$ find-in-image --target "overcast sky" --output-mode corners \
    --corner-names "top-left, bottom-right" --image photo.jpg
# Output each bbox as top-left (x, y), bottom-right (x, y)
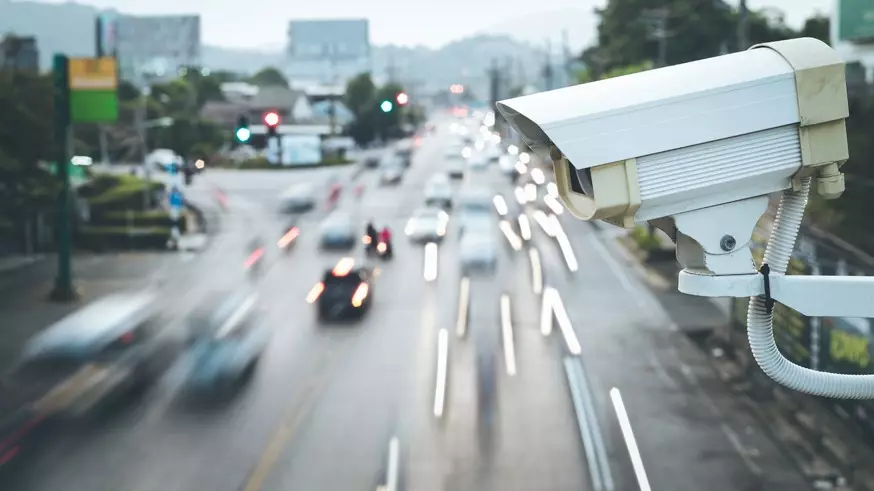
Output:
top-left (42, 0), bottom-right (831, 49)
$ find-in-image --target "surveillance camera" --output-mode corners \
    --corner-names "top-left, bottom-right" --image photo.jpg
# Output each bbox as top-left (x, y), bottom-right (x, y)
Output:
top-left (502, 38), bottom-right (874, 401)
top-left (496, 37), bottom-right (849, 233)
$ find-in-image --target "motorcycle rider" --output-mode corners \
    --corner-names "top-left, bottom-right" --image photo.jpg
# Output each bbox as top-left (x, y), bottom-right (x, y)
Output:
top-left (365, 221), bottom-right (378, 251)
top-left (379, 226), bottom-right (393, 257)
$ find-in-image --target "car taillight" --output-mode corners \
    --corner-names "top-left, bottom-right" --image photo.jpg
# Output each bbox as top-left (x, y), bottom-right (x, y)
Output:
top-left (306, 282), bottom-right (325, 303)
top-left (244, 248), bottom-right (265, 269)
top-left (278, 227), bottom-right (300, 248)
top-left (351, 283), bottom-right (369, 307)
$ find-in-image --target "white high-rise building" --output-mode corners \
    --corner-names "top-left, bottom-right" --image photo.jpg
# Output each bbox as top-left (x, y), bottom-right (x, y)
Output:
top-left (113, 14), bottom-right (201, 83)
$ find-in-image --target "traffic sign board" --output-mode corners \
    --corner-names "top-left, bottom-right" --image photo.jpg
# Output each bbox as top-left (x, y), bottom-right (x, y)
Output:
top-left (67, 57), bottom-right (118, 123)
top-left (68, 57), bottom-right (117, 90)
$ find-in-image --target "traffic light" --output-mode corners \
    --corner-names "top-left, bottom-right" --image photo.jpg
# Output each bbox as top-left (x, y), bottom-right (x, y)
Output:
top-left (396, 92), bottom-right (408, 105)
top-left (235, 116), bottom-right (251, 143)
top-left (264, 111), bottom-right (280, 138)
top-left (380, 100), bottom-right (393, 113)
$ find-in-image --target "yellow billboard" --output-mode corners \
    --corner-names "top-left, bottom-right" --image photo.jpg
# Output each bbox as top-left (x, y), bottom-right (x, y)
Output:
top-left (68, 57), bottom-right (117, 91)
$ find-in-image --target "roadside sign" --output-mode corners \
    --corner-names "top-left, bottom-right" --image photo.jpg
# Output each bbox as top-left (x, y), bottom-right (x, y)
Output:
top-left (46, 161), bottom-right (87, 184)
top-left (169, 189), bottom-right (184, 208)
top-left (68, 57), bottom-right (118, 123)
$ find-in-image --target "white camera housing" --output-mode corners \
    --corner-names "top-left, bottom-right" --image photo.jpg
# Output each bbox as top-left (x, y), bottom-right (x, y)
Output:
top-left (496, 37), bottom-right (849, 231)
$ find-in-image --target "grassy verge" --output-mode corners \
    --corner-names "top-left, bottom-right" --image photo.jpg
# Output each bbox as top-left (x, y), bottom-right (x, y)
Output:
top-left (76, 226), bottom-right (171, 252)
top-left (210, 156), bottom-right (352, 170)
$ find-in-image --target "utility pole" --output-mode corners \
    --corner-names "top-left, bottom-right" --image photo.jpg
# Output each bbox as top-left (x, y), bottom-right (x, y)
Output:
top-left (488, 58), bottom-right (503, 136)
top-left (642, 9), bottom-right (670, 68)
top-left (136, 80), bottom-right (151, 209)
top-left (562, 30), bottom-right (572, 87)
top-left (328, 43), bottom-right (338, 137)
top-left (387, 53), bottom-right (397, 84)
top-left (50, 54), bottom-right (77, 302)
top-left (737, 0), bottom-right (749, 51)
top-left (542, 39), bottom-right (554, 91)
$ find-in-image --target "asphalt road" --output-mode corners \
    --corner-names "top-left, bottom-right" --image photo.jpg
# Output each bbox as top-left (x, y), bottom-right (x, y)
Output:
top-left (1, 115), bottom-right (812, 491)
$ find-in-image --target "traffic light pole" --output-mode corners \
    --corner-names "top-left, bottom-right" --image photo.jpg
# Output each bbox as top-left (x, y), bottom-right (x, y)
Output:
top-left (50, 54), bottom-right (78, 302)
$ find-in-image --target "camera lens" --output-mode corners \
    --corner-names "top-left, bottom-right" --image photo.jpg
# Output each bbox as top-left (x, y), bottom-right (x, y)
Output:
top-left (567, 163), bottom-right (593, 197)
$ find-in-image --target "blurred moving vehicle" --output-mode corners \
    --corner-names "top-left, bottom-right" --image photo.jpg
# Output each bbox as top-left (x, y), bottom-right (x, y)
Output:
top-left (279, 183), bottom-right (316, 213)
top-left (183, 288), bottom-right (269, 393)
top-left (310, 258), bottom-right (374, 322)
top-left (498, 155), bottom-right (516, 176)
top-left (364, 153), bottom-right (381, 168)
top-left (485, 144), bottom-right (501, 163)
top-left (456, 188), bottom-right (494, 236)
top-left (460, 232), bottom-right (498, 276)
top-left (446, 157), bottom-right (465, 179)
top-left (244, 238), bottom-right (266, 276)
top-left (467, 153), bottom-right (488, 171)
top-left (20, 292), bottom-right (171, 417)
top-left (395, 141), bottom-right (414, 167)
top-left (320, 211), bottom-right (356, 249)
top-left (405, 207), bottom-right (449, 243)
top-left (0, 293), bottom-right (173, 468)
top-left (278, 221), bottom-right (300, 254)
top-left (424, 174), bottom-right (453, 208)
top-left (379, 160), bottom-right (404, 185)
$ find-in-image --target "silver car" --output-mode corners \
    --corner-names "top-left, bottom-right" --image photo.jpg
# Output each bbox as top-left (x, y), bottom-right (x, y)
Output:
top-left (320, 211), bottom-right (356, 249)
top-left (460, 232), bottom-right (498, 276)
top-left (424, 175), bottom-right (453, 208)
top-left (405, 207), bottom-right (449, 243)
top-left (279, 183), bottom-right (315, 213)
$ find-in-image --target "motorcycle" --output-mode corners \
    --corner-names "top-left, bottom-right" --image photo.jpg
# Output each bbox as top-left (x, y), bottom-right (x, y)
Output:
top-left (363, 235), bottom-right (392, 260)
top-left (376, 240), bottom-right (393, 260)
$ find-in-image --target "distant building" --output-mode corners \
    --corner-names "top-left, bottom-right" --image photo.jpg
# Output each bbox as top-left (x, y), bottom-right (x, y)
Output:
top-left (285, 19), bottom-right (371, 87)
top-left (202, 84), bottom-right (314, 127)
top-left (112, 14), bottom-right (201, 83)
top-left (0, 36), bottom-right (39, 71)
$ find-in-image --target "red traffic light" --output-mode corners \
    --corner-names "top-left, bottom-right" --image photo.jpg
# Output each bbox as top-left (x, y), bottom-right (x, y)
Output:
top-left (396, 92), bottom-right (409, 105)
top-left (263, 111), bottom-right (280, 127)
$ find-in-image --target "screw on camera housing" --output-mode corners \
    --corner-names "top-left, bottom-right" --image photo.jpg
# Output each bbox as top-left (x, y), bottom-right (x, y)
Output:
top-left (720, 235), bottom-right (736, 252)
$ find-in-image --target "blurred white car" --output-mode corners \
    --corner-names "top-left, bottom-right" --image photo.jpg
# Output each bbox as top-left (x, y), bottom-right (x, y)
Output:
top-left (405, 207), bottom-right (449, 243)
top-left (456, 188), bottom-right (493, 236)
top-left (460, 232), bottom-right (498, 276)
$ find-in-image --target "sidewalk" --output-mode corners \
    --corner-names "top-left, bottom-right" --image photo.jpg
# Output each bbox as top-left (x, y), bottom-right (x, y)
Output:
top-left (609, 227), bottom-right (874, 491)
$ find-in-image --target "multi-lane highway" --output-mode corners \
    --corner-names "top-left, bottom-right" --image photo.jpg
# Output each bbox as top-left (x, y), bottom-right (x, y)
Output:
top-left (1, 115), bottom-right (813, 491)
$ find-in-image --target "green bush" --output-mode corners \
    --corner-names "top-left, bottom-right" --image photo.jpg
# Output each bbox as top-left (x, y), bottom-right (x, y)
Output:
top-left (76, 226), bottom-right (171, 251)
top-left (630, 225), bottom-right (661, 251)
top-left (78, 174), bottom-right (121, 197)
top-left (86, 177), bottom-right (163, 214)
top-left (97, 209), bottom-right (187, 233)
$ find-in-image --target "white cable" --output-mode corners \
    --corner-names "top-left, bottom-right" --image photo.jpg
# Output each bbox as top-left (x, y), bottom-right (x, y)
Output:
top-left (747, 177), bottom-right (874, 398)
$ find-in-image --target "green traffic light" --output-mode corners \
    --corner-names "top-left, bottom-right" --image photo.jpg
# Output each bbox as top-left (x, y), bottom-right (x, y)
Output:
top-left (380, 100), bottom-right (393, 113)
top-left (236, 127), bottom-right (251, 142)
